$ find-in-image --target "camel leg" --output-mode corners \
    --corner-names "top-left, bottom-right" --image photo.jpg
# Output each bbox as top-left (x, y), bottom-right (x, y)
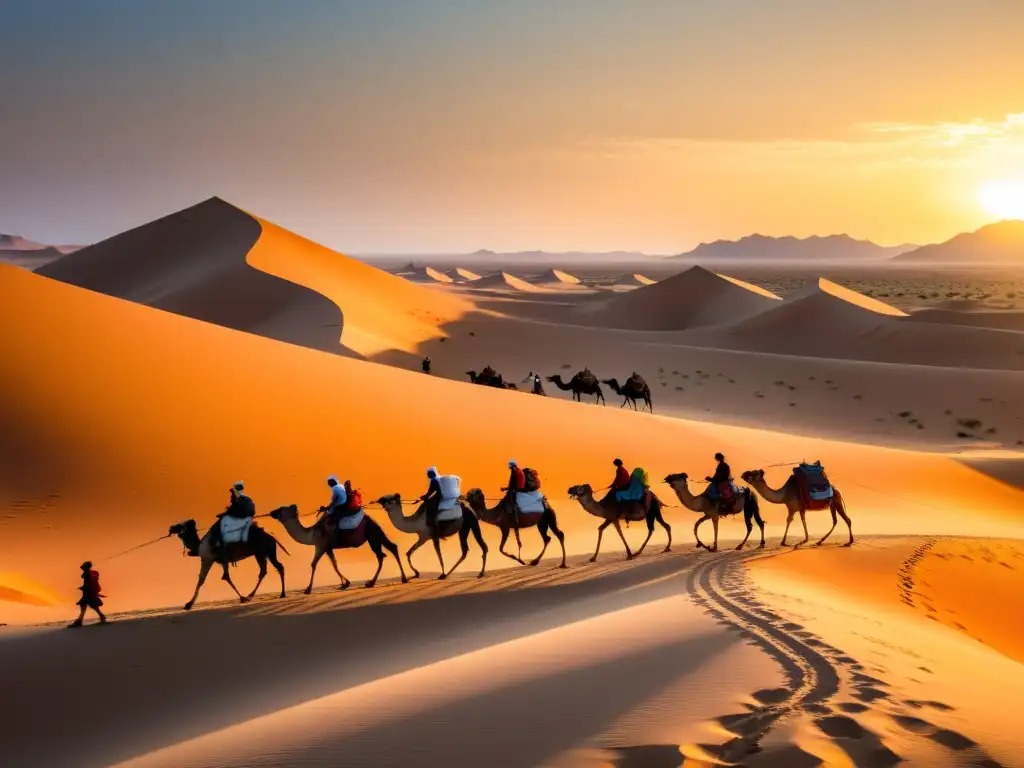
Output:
top-left (836, 493), bottom-right (854, 546)
top-left (432, 535), bottom-right (447, 580)
top-left (754, 507), bottom-right (766, 549)
top-left (406, 536), bottom-right (428, 579)
top-left (379, 533), bottom-right (409, 583)
top-left (612, 518), bottom-right (633, 560)
top-left (222, 564), bottom-right (248, 603)
top-left (547, 511), bottom-right (568, 568)
top-left (444, 526), bottom-right (470, 579)
top-left (305, 549), bottom-right (325, 595)
top-left (635, 513), bottom-right (655, 557)
top-left (498, 528), bottom-right (526, 565)
top-left (467, 515), bottom-right (488, 578)
top-left (780, 512), bottom-right (795, 547)
top-left (796, 510), bottom-right (810, 548)
top-left (656, 506), bottom-right (672, 552)
top-left (590, 520), bottom-right (612, 562)
top-left (708, 516), bottom-right (719, 553)
top-left (365, 534), bottom-right (389, 588)
top-left (184, 559), bottom-right (213, 610)
top-left (817, 507), bottom-right (838, 546)
top-left (694, 514), bottom-right (709, 550)
top-left (268, 548), bottom-right (286, 598)
top-left (737, 517), bottom-right (753, 550)
top-left (326, 549), bottom-right (351, 590)
top-left (531, 519), bottom-right (552, 566)
top-left (246, 554), bottom-right (269, 600)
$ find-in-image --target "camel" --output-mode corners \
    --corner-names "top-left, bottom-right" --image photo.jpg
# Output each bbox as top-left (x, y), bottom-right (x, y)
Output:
top-left (741, 469), bottom-right (853, 547)
top-left (377, 494), bottom-right (489, 579)
top-left (566, 484), bottom-right (672, 561)
top-left (466, 368), bottom-right (518, 390)
top-left (546, 369), bottom-right (605, 404)
top-left (169, 519), bottom-right (287, 610)
top-left (663, 473), bottom-right (765, 552)
top-left (463, 488), bottom-right (567, 568)
top-left (601, 373), bottom-right (653, 412)
top-left (269, 505), bottom-right (407, 592)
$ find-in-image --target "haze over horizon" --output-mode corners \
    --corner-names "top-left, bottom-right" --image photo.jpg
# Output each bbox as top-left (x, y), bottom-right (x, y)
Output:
top-left (3, 0), bottom-right (1024, 254)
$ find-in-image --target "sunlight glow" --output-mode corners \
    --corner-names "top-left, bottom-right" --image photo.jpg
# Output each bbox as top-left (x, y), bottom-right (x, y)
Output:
top-left (979, 180), bottom-right (1024, 221)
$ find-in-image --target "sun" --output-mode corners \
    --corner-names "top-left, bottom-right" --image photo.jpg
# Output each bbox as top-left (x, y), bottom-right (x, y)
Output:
top-left (978, 179), bottom-right (1024, 221)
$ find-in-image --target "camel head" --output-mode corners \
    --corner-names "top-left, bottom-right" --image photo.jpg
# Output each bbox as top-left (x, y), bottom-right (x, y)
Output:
top-left (545, 375), bottom-right (561, 383)
top-left (376, 493), bottom-right (401, 509)
top-left (741, 469), bottom-right (765, 483)
top-left (664, 472), bottom-right (689, 486)
top-left (168, 519), bottom-right (196, 537)
top-left (464, 488), bottom-right (485, 508)
top-left (601, 378), bottom-right (620, 390)
top-left (269, 504), bottom-right (299, 521)
top-left (567, 484), bottom-right (593, 499)
top-left (465, 370), bottom-right (477, 381)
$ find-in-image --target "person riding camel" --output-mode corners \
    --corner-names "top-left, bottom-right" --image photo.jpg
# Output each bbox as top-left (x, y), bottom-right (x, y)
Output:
top-left (211, 481), bottom-right (255, 556)
top-left (420, 467), bottom-right (444, 536)
top-left (602, 458), bottom-right (631, 505)
top-left (706, 452), bottom-right (733, 513)
top-left (319, 476), bottom-right (348, 533)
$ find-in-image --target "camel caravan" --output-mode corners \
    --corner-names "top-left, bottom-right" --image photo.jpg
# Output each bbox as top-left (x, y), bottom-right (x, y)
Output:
top-left (459, 365), bottom-right (653, 410)
top-left (168, 456), bottom-right (851, 610)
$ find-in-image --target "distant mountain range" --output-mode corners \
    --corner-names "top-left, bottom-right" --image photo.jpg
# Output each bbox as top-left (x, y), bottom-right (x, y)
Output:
top-left (672, 234), bottom-right (917, 261)
top-left (894, 220), bottom-right (1024, 263)
top-left (465, 249), bottom-right (650, 262)
top-left (0, 233), bottom-right (83, 269)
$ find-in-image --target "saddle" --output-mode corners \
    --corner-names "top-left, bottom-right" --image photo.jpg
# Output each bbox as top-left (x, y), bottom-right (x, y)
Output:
top-left (793, 462), bottom-right (834, 510)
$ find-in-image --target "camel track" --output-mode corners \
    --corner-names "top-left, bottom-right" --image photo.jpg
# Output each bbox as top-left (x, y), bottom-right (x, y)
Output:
top-left (626, 543), bottom-right (1008, 767)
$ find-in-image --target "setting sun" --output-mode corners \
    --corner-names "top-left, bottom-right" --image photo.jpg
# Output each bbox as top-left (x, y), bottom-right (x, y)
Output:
top-left (979, 179), bottom-right (1024, 221)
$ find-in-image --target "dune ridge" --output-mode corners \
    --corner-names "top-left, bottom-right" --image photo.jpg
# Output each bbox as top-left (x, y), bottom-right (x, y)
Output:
top-left (402, 265), bottom-right (455, 284)
top-left (718, 277), bottom-right (1024, 370)
top-left (536, 268), bottom-right (583, 286)
top-left (578, 265), bottom-right (781, 330)
top-left (454, 267), bottom-right (481, 281)
top-left (612, 272), bottom-right (656, 287)
top-left (470, 271), bottom-right (545, 292)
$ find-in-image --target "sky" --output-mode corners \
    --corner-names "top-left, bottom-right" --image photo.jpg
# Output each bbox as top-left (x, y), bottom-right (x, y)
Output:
top-left (3, 0), bottom-right (1024, 254)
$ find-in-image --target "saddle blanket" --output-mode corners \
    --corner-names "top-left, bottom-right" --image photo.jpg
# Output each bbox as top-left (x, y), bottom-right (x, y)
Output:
top-left (336, 509), bottom-right (365, 530)
top-left (515, 490), bottom-right (545, 514)
top-left (615, 478), bottom-right (646, 503)
top-left (810, 487), bottom-right (834, 502)
top-left (437, 500), bottom-right (463, 522)
top-left (334, 515), bottom-right (368, 548)
top-left (220, 516), bottom-right (253, 544)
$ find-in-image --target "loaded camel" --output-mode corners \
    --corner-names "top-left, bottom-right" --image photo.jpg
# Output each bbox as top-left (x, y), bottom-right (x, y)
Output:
top-left (169, 519), bottom-right (287, 610)
top-left (566, 484), bottom-right (672, 561)
top-left (463, 488), bottom-right (567, 568)
top-left (741, 469), bottom-right (853, 547)
top-left (602, 373), bottom-right (653, 412)
top-left (377, 494), bottom-right (489, 579)
top-left (663, 473), bottom-right (765, 552)
top-left (466, 367), bottom-right (518, 390)
top-left (546, 368), bottom-right (605, 404)
top-left (269, 504), bottom-right (408, 592)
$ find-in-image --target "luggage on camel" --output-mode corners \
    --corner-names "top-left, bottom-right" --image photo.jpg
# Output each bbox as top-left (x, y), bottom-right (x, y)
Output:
top-left (436, 474), bottom-right (463, 520)
top-left (220, 515), bottom-right (253, 544)
top-left (522, 467), bottom-right (541, 492)
top-left (793, 461), bottom-right (834, 509)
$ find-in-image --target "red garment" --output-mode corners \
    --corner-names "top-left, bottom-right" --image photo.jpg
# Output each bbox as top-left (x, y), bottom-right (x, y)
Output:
top-left (613, 466), bottom-right (631, 489)
top-left (509, 466), bottom-right (526, 491)
top-left (346, 489), bottom-right (363, 509)
top-left (86, 570), bottom-right (104, 598)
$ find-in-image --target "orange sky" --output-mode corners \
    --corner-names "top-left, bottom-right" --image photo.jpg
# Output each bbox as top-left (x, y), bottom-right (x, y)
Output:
top-left (3, 1), bottom-right (1024, 252)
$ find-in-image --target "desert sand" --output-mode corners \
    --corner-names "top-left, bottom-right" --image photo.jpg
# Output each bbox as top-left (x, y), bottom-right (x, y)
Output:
top-left (4, 200), bottom-right (1024, 766)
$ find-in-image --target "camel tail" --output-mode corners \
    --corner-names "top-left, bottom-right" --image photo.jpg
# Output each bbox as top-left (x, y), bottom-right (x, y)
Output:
top-left (269, 534), bottom-right (291, 556)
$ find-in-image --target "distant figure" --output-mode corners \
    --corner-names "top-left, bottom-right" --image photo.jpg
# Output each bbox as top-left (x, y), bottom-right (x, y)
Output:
top-left (532, 373), bottom-right (544, 395)
top-left (69, 561), bottom-right (107, 628)
top-left (422, 357), bottom-right (432, 374)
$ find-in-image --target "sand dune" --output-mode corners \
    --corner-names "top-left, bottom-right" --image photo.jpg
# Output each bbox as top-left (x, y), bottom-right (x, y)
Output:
top-left (910, 307), bottom-right (1024, 332)
top-left (536, 267), bottom-right (582, 285)
top-left (718, 277), bottom-right (1024, 370)
top-left (577, 265), bottom-right (781, 330)
top-left (454, 267), bottom-right (481, 281)
top-left (469, 270), bottom-right (545, 292)
top-left (38, 198), bottom-right (473, 358)
top-left (612, 272), bottom-right (657, 287)
top-left (403, 265), bottom-right (455, 284)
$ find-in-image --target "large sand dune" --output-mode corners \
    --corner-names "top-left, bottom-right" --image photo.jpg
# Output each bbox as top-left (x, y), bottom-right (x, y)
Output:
top-left (402, 265), bottom-right (455, 284)
top-left (535, 267), bottom-right (584, 287)
top-left (454, 267), bottom-right (481, 282)
top-left (718, 277), bottom-right (1024, 370)
top-left (38, 198), bottom-right (473, 358)
top-left (577, 265), bottom-right (781, 330)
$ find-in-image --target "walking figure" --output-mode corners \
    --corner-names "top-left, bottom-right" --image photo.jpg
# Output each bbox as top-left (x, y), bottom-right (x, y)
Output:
top-left (69, 561), bottom-right (107, 628)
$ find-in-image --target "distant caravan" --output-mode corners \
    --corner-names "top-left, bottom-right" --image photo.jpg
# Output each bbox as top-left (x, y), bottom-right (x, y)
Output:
top-left (602, 372), bottom-right (652, 412)
top-left (546, 368), bottom-right (605, 404)
top-left (466, 366), bottom-right (518, 390)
